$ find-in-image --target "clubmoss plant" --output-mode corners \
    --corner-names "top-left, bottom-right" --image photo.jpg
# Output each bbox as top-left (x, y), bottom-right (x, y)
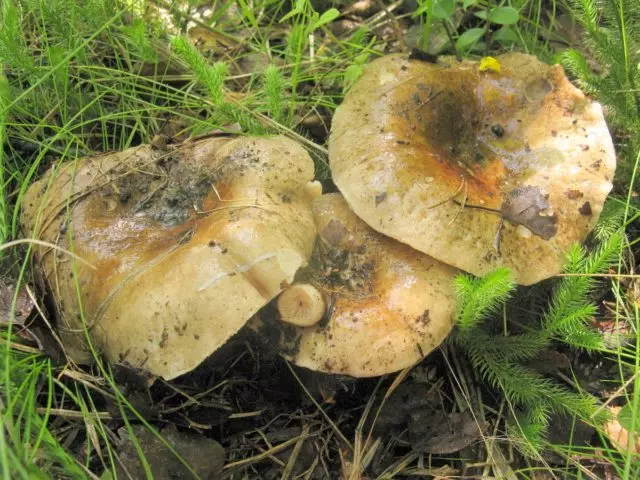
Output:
top-left (562, 0), bottom-right (640, 186)
top-left (453, 229), bottom-right (624, 454)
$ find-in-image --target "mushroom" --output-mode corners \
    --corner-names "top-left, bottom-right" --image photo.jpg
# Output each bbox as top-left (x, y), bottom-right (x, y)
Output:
top-left (21, 135), bottom-right (320, 379)
top-left (277, 283), bottom-right (326, 327)
top-left (262, 193), bottom-right (458, 377)
top-left (329, 53), bottom-right (616, 285)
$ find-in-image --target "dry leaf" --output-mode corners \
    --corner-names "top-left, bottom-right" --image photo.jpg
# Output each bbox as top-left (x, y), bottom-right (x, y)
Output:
top-left (594, 320), bottom-right (633, 349)
top-left (115, 424), bottom-right (225, 480)
top-left (187, 27), bottom-right (237, 54)
top-left (603, 406), bottom-right (639, 454)
top-left (0, 279), bottom-right (34, 325)
top-left (416, 412), bottom-right (485, 454)
top-left (501, 186), bottom-right (558, 240)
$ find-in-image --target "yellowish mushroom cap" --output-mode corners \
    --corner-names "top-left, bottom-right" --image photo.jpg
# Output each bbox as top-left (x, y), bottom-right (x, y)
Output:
top-left (329, 53), bottom-right (616, 285)
top-left (271, 193), bottom-right (458, 378)
top-left (21, 135), bottom-right (319, 379)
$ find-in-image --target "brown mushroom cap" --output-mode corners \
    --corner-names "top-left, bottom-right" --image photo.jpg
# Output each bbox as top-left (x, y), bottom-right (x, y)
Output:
top-left (271, 193), bottom-right (458, 377)
top-left (21, 135), bottom-right (319, 379)
top-left (329, 53), bottom-right (616, 285)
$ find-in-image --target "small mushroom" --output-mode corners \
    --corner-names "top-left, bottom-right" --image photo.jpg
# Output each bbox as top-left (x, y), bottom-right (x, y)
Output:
top-left (329, 53), bottom-right (616, 285)
top-left (265, 193), bottom-right (458, 378)
top-left (21, 135), bottom-right (320, 379)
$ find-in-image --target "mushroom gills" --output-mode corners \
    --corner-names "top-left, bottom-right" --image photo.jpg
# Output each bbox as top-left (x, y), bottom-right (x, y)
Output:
top-left (277, 283), bottom-right (326, 327)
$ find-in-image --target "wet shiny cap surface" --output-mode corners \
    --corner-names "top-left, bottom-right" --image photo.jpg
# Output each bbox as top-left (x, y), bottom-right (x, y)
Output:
top-left (329, 53), bottom-right (616, 285)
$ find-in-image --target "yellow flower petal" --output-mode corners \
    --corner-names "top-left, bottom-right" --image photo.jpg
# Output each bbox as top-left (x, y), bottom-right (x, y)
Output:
top-left (479, 56), bottom-right (501, 73)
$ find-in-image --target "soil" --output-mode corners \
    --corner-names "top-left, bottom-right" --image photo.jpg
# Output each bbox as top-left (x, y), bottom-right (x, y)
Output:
top-left (110, 148), bottom-right (216, 226)
top-left (314, 242), bottom-right (375, 294)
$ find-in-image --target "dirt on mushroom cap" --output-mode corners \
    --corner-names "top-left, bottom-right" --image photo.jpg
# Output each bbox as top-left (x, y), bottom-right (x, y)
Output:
top-left (21, 135), bottom-right (319, 379)
top-left (266, 193), bottom-right (458, 378)
top-left (329, 53), bottom-right (616, 285)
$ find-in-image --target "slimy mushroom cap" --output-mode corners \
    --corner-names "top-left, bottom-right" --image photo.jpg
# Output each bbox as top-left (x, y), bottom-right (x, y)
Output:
top-left (329, 53), bottom-right (616, 285)
top-left (22, 135), bottom-right (320, 379)
top-left (273, 193), bottom-right (458, 377)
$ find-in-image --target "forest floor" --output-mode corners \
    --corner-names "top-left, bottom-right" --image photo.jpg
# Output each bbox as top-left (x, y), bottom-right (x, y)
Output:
top-left (1, 0), bottom-right (639, 479)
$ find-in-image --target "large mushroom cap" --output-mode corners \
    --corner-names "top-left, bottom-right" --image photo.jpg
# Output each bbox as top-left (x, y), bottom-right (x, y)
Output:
top-left (329, 53), bottom-right (616, 285)
top-left (269, 193), bottom-right (458, 378)
top-left (22, 135), bottom-right (319, 379)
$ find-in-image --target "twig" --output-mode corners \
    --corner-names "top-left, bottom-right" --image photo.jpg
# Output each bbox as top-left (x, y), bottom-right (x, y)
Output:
top-left (281, 425), bottom-right (311, 480)
top-left (441, 20), bottom-right (461, 61)
top-left (591, 373), bottom-right (637, 419)
top-left (285, 360), bottom-right (353, 451)
top-left (36, 408), bottom-right (112, 420)
top-left (425, 176), bottom-right (464, 209)
top-left (223, 432), bottom-right (310, 470)
top-left (556, 273), bottom-right (639, 278)
top-left (373, 0), bottom-right (407, 51)
top-left (0, 239), bottom-right (95, 269)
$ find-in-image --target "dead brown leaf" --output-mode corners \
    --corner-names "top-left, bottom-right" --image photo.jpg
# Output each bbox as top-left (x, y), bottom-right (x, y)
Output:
top-left (0, 278), bottom-right (34, 325)
top-left (187, 26), bottom-right (238, 54)
top-left (415, 411), bottom-right (486, 454)
top-left (115, 424), bottom-right (225, 480)
top-left (501, 186), bottom-right (558, 240)
top-left (603, 406), bottom-right (639, 455)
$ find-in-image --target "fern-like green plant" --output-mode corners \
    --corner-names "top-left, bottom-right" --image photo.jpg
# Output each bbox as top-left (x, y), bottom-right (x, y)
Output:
top-left (0, 1), bottom-right (36, 78)
top-left (171, 36), bottom-right (264, 134)
top-left (264, 64), bottom-right (286, 125)
top-left (562, 0), bottom-right (640, 136)
top-left (454, 267), bottom-right (516, 332)
top-left (453, 229), bottom-right (623, 454)
top-left (543, 231), bottom-right (624, 350)
top-left (594, 199), bottom-right (629, 241)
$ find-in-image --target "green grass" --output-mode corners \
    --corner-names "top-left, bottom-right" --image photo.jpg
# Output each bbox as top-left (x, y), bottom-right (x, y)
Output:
top-left (0, 0), bottom-right (639, 478)
top-left (0, 1), bottom-right (373, 477)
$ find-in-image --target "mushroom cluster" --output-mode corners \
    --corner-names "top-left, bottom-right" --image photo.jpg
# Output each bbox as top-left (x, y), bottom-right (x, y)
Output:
top-left (260, 52), bottom-right (616, 377)
top-left (22, 53), bottom-right (616, 380)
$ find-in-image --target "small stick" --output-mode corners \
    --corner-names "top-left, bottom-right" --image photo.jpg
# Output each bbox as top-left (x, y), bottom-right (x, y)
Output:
top-left (591, 373), bottom-right (637, 419)
top-left (426, 176), bottom-right (465, 210)
top-left (36, 408), bottom-right (112, 420)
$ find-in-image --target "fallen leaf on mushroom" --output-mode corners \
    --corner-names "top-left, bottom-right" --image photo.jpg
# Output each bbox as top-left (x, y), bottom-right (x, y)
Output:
top-left (21, 135), bottom-right (320, 379)
top-left (329, 53), bottom-right (616, 285)
top-left (253, 193), bottom-right (458, 378)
